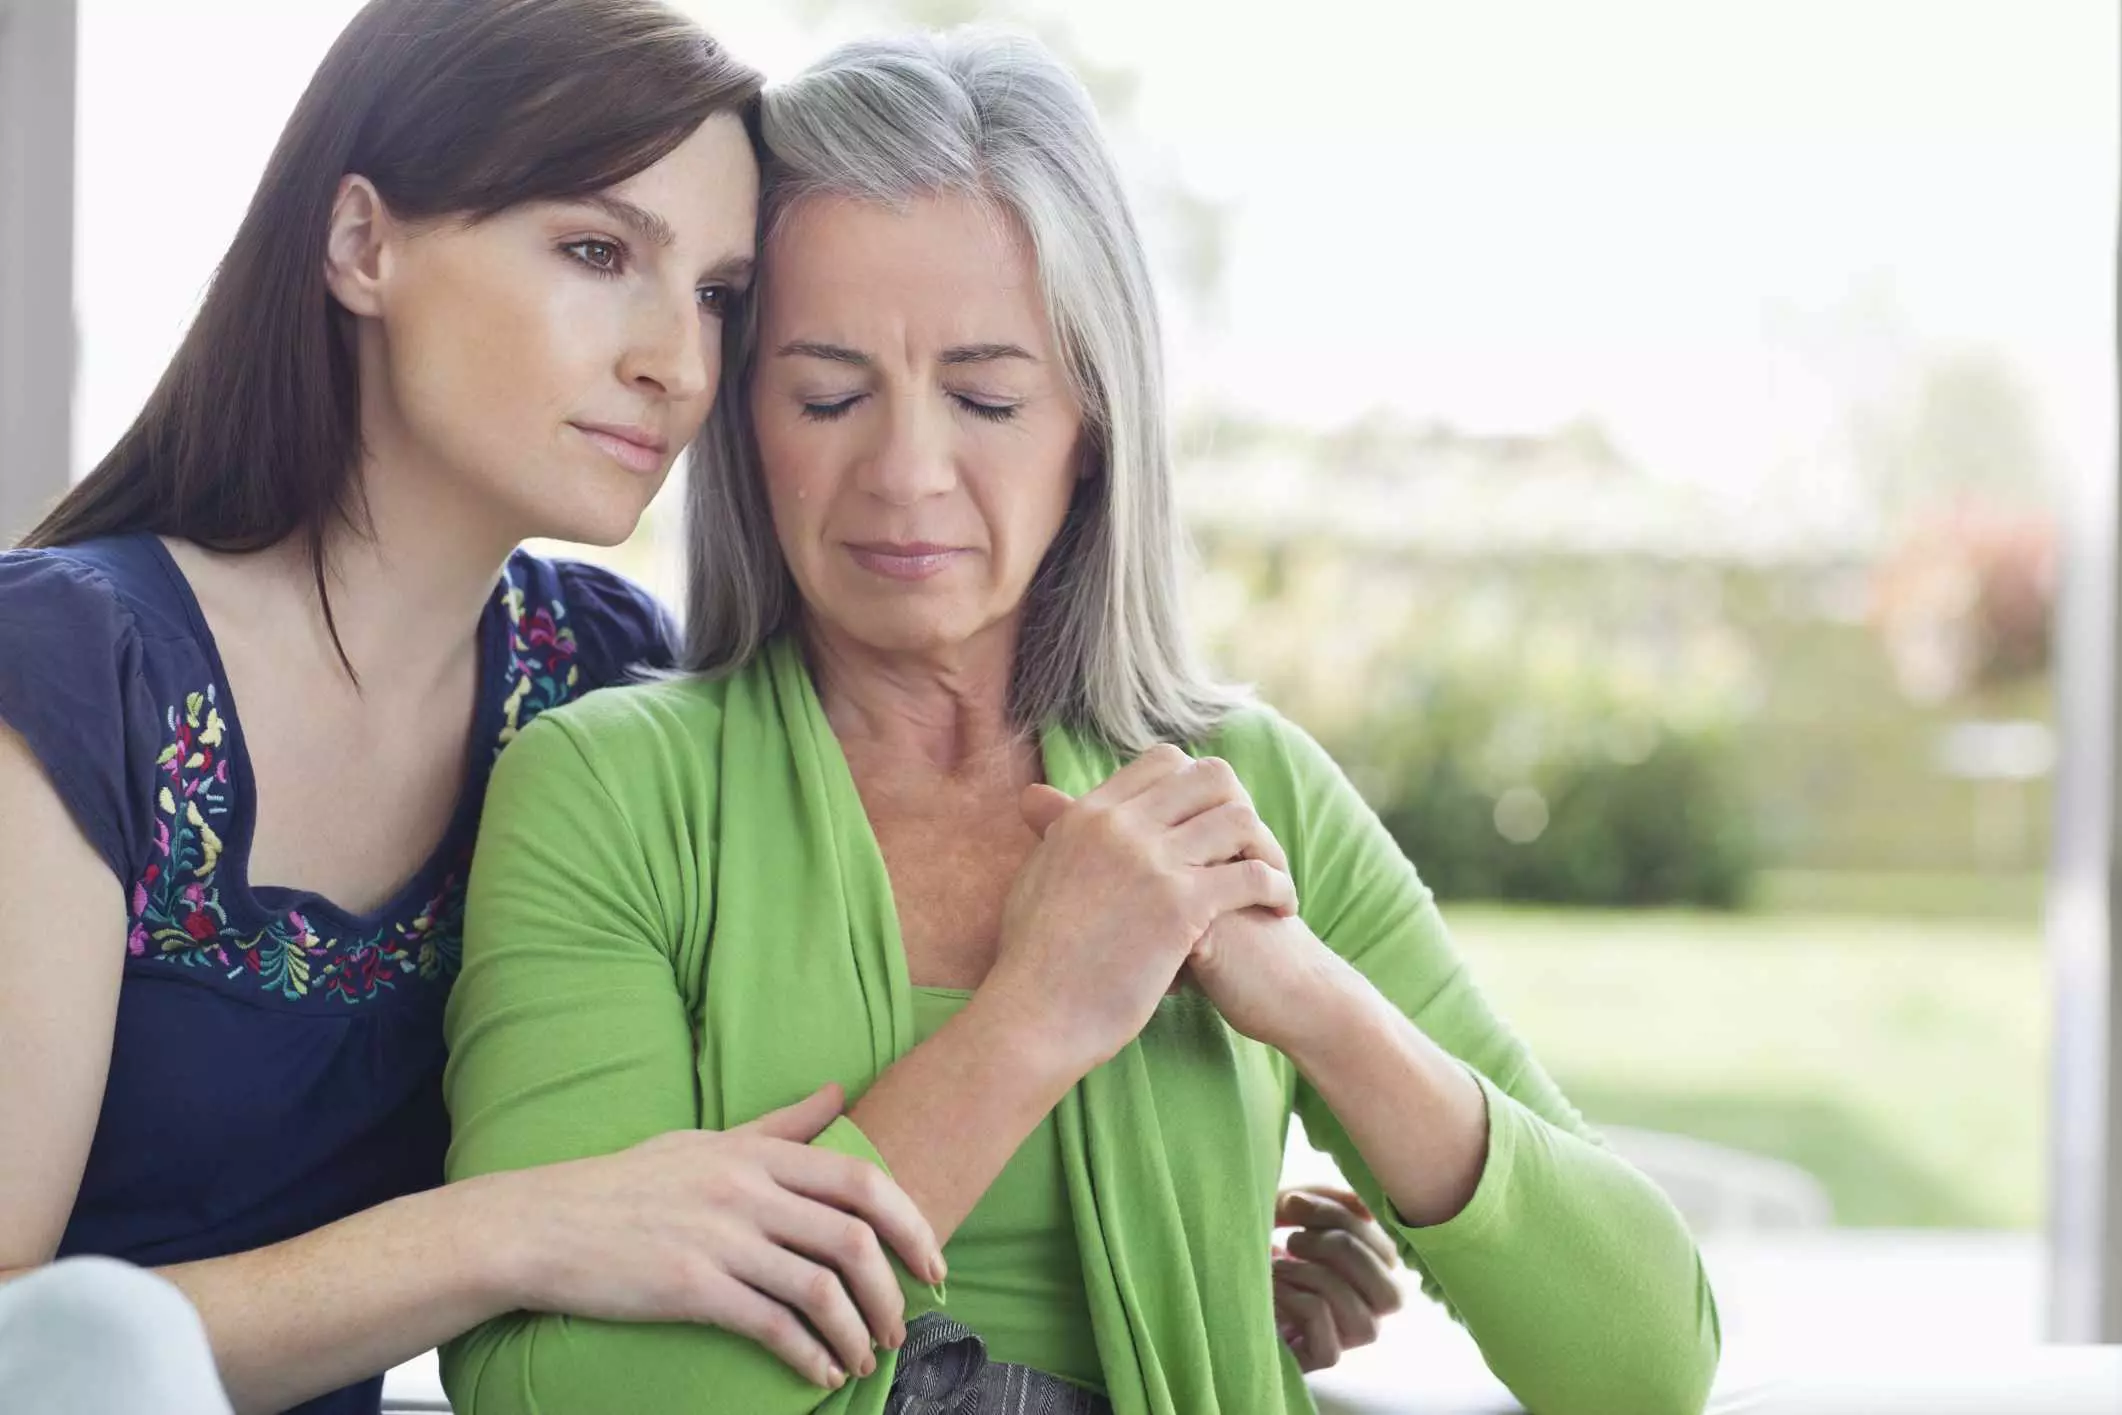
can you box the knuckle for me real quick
[803,1266,843,1312]
[838,1216,879,1262]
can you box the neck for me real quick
[805,615,1028,777]
[244,430,520,692]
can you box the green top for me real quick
[909,987,1104,1393]
[441,637,1720,1415]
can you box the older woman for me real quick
[440,28,1721,1415]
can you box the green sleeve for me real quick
[1232,711,1720,1415]
[439,711,940,1415]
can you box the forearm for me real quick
[157,1174,517,1415]
[848,983,1084,1245]
[1280,946,1490,1228]
[1286,956,1718,1414]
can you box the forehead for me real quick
[604,113,761,257]
[759,190,1050,341]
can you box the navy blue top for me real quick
[0,534,675,1415]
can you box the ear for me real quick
[322,174,395,318]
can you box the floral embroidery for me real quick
[131,688,232,964]
[497,567,580,747]
[128,566,581,1003]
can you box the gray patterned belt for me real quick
[883,1313,1113,1415]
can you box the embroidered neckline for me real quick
[128,560,584,1004]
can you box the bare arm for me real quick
[0,722,530,1413]
[0,721,126,1272]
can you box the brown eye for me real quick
[562,239,623,273]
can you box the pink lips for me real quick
[571,420,669,475]
[845,542,967,581]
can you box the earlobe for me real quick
[322,174,392,318]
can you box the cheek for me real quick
[389,260,601,454]
[753,414,834,541]
[988,430,1083,568]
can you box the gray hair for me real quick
[680,26,1243,752]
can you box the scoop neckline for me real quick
[139,533,512,934]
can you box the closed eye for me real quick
[953,394,1021,423]
[800,395,864,422]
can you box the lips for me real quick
[571,421,669,475]
[845,542,967,581]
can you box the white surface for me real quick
[386,1231,2112,1413]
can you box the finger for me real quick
[1171,800,1289,874]
[1200,858,1297,919]
[1275,1185,1366,1228]
[729,1242,878,1381]
[1081,742,1192,808]
[1275,1282,1342,1371]
[1276,1189,1394,1262]
[1272,1291,1313,1371]
[1132,755,1253,829]
[736,1084,846,1144]
[704,1273,848,1390]
[1018,783,1074,838]
[765,1145,946,1284]
[758,1187,908,1350]
[1286,1227,1403,1320]
[1276,1255,1379,1350]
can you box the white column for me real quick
[0,0,77,544]
[2045,209,2122,1340]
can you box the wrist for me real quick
[1262,937,1375,1068]
[440,1169,544,1315]
[967,968,1105,1089]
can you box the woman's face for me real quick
[749,191,1086,662]
[348,114,759,547]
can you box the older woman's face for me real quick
[749,191,1085,660]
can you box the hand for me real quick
[487,1084,945,1390]
[1189,903,1348,1052]
[1272,1186,1403,1372]
[993,744,1297,1070]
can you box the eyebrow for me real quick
[567,194,754,284]
[578,193,677,250]
[775,340,1039,366]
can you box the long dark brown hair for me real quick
[24,0,760,669]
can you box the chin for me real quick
[834,603,996,658]
[516,481,660,549]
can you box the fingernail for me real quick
[1279,1321,1299,1342]
[860,1354,877,1377]
[930,1256,948,1284]
[827,1363,847,1388]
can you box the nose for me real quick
[617,287,715,404]
[857,394,956,506]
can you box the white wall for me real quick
[0,0,76,543]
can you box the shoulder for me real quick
[497,670,733,800]
[0,538,192,884]
[499,549,677,687]
[1202,701,1343,798]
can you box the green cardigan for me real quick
[441,638,1720,1415]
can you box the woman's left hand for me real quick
[1272,1185,1403,1372]
[1188,902,1346,1052]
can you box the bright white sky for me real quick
[75,0,2117,513]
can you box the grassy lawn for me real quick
[1442,904,2048,1229]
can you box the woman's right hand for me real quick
[481,1083,943,1390]
[991,744,1297,1070]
